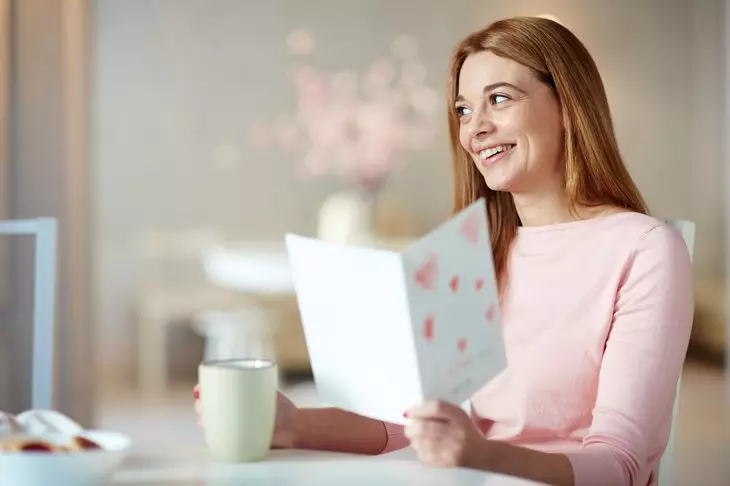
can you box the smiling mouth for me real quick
[478,144,516,162]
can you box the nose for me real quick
[467,108,496,140]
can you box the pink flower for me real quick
[250,31,440,189]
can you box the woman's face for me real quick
[456,51,564,194]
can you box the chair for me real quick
[0,218,57,409]
[658,219,695,486]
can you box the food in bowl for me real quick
[0,410,105,454]
[68,435,103,451]
[1,437,65,453]
[0,410,132,486]
[0,434,103,453]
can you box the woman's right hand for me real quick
[193,384,300,449]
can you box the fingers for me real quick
[404,418,449,441]
[194,399,202,426]
[414,441,439,458]
[413,440,442,465]
[406,421,452,468]
[405,400,461,421]
[404,401,472,468]
[193,384,202,427]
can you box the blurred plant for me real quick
[249,29,441,192]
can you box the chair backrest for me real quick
[0,218,57,409]
[658,219,695,486]
[667,220,696,260]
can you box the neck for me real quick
[511,189,575,227]
[512,190,620,227]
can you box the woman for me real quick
[195,16,693,486]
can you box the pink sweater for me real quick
[382,212,694,486]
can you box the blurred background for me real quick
[0,0,727,483]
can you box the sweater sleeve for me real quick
[565,224,694,486]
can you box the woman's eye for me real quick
[490,94,509,105]
[455,105,472,117]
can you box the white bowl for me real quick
[0,430,132,486]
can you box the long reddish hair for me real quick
[447,17,648,293]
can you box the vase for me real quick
[317,188,378,245]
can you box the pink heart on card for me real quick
[475,278,484,290]
[423,315,435,341]
[449,275,460,293]
[457,338,468,353]
[459,211,481,245]
[485,304,495,322]
[414,253,438,291]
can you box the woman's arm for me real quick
[563,224,694,486]
[405,400,575,486]
[481,441,574,486]
[406,223,693,486]
[292,408,408,454]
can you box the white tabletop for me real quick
[113,447,545,486]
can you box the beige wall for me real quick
[91,0,727,385]
[0,0,93,424]
[722,0,730,382]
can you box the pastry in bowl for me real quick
[67,435,103,452]
[0,409,131,486]
[0,434,103,454]
[0,436,64,453]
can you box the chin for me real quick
[481,171,517,193]
[484,181,514,193]
[474,156,519,193]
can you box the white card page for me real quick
[285,198,506,424]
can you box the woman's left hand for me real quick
[404,400,489,469]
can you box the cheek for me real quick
[518,116,561,159]
[528,124,562,161]
[524,106,563,155]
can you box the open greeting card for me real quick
[285,198,507,424]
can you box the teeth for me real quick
[479,144,513,160]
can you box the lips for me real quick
[477,144,516,166]
[478,144,515,160]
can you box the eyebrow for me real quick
[455,82,527,103]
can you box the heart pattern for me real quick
[423,315,435,341]
[459,210,481,245]
[457,338,467,353]
[414,253,438,290]
[485,304,495,322]
[449,275,459,293]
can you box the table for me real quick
[113,448,546,485]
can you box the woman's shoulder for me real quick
[595,212,693,287]
[513,210,692,266]
[599,211,691,257]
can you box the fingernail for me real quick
[403,411,409,418]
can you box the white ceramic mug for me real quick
[198,358,277,462]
